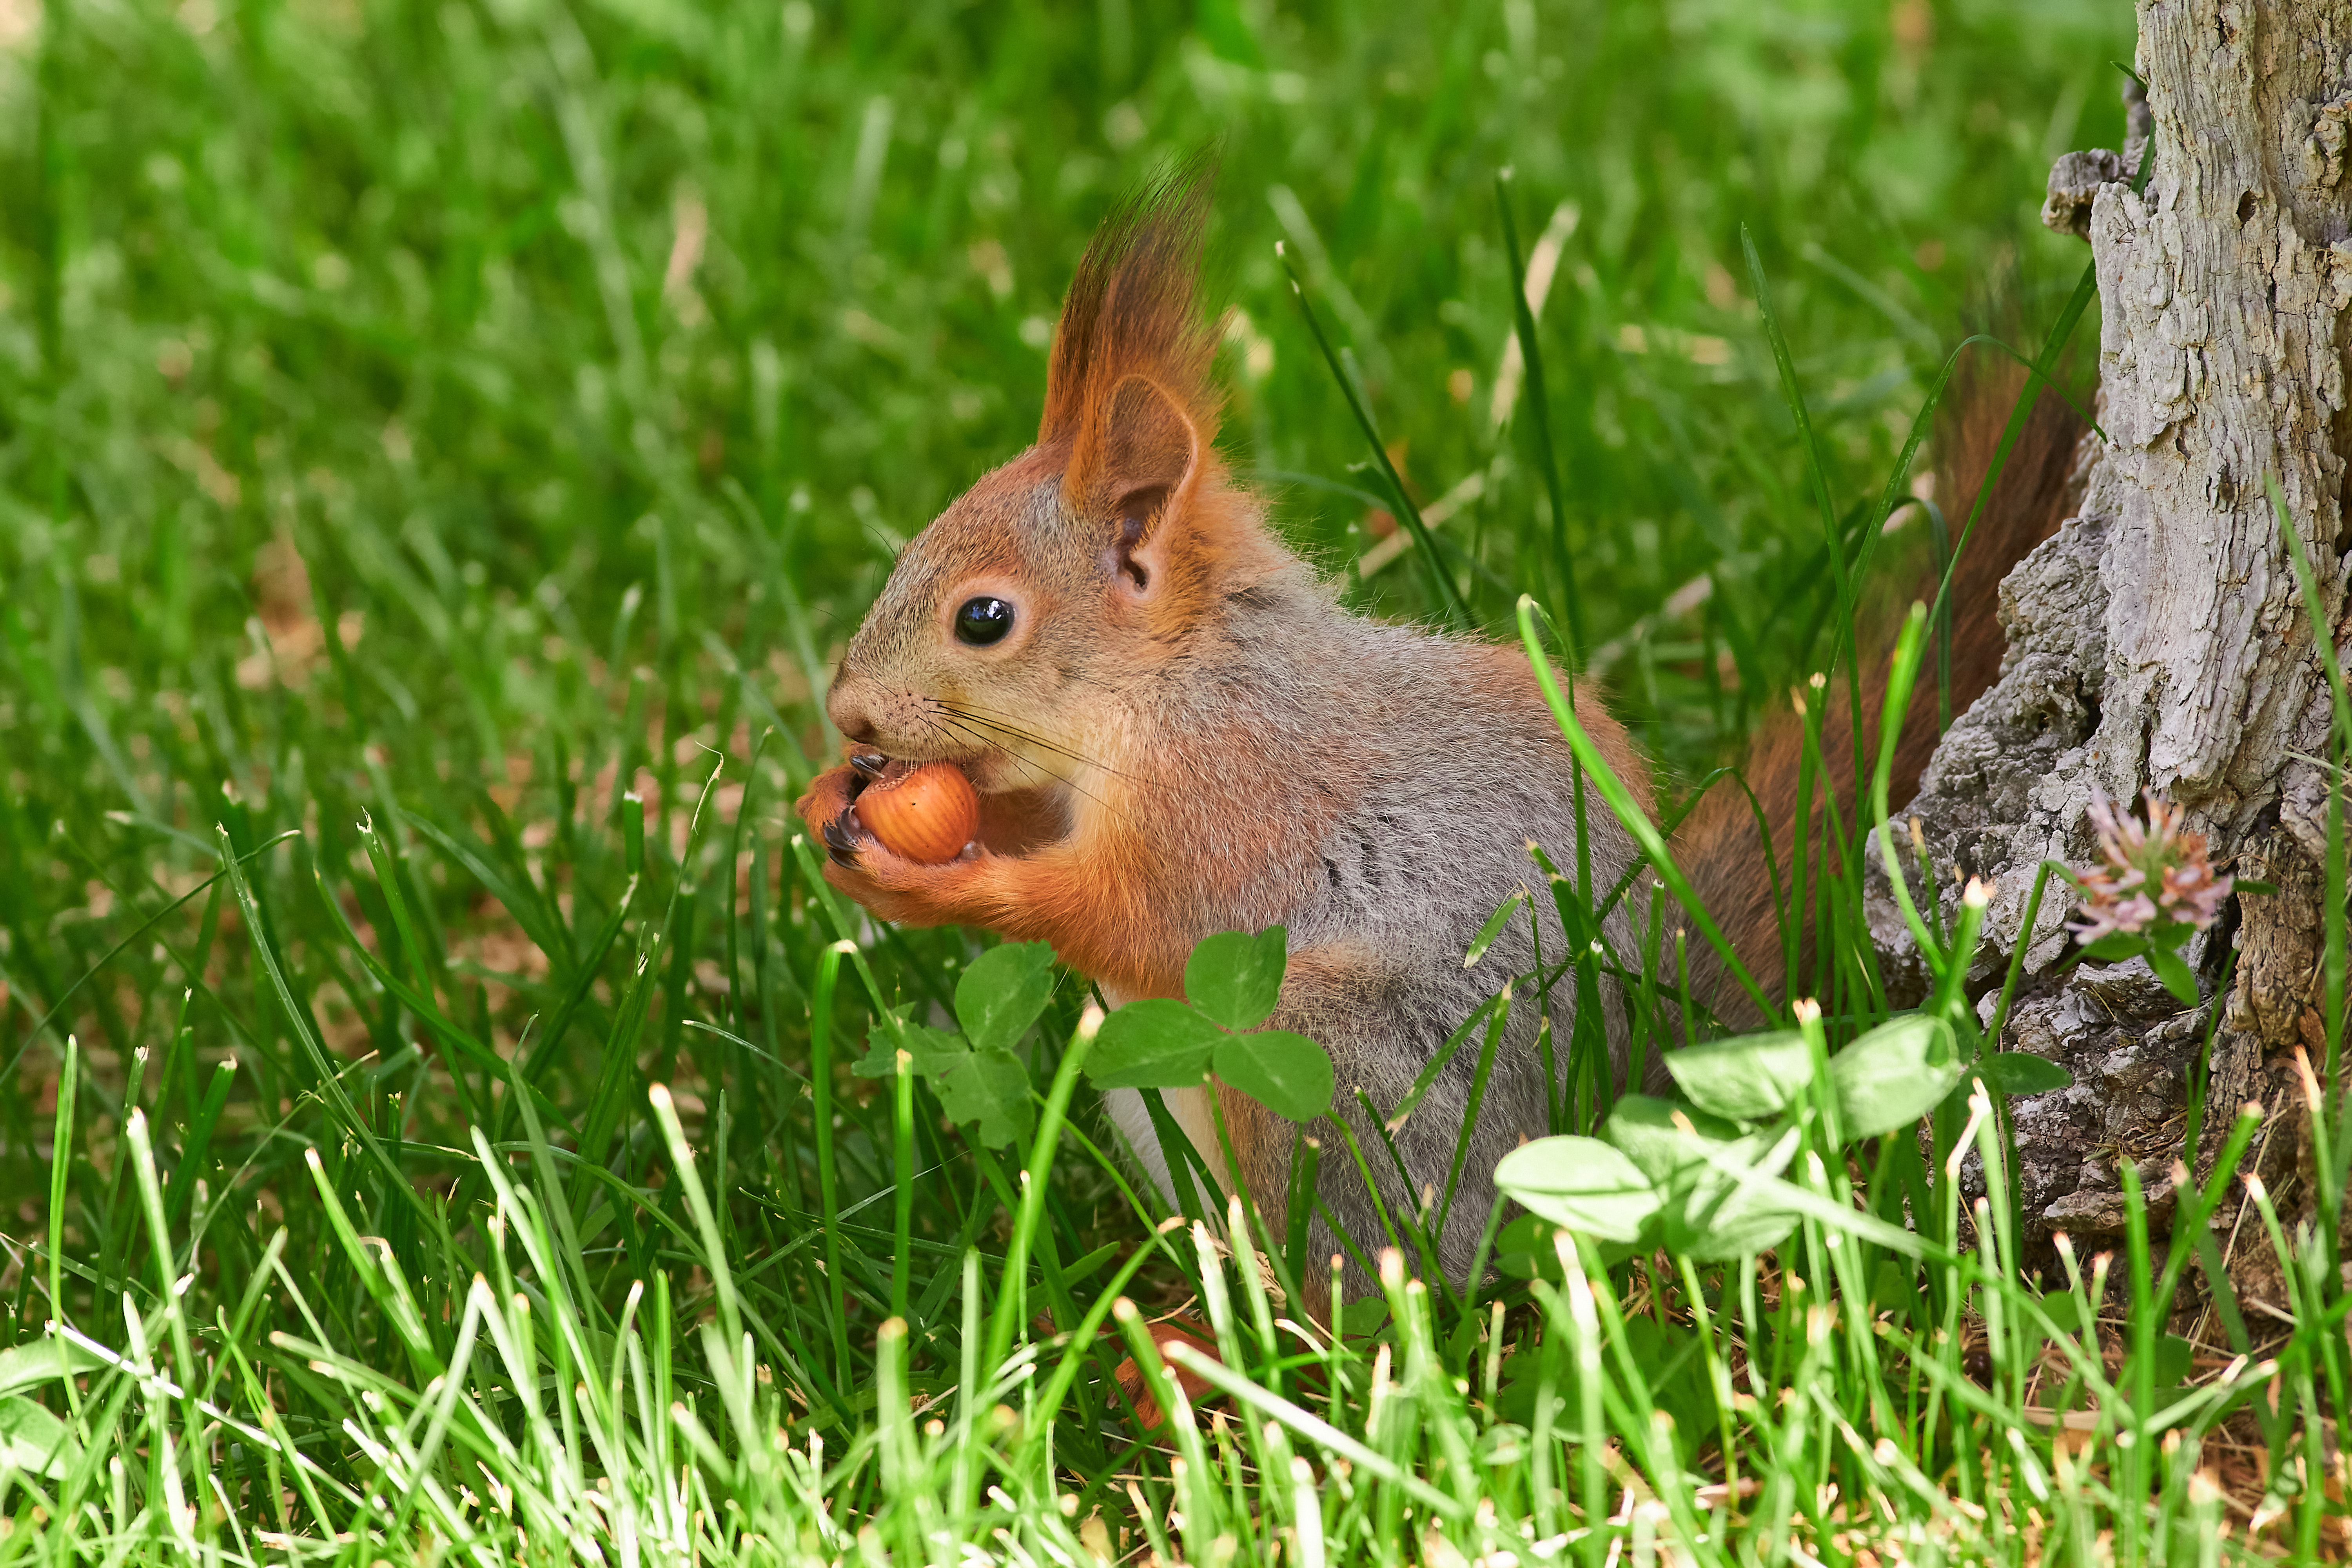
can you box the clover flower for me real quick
[2069,785,2232,942]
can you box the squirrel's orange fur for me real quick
[795,167,2082,1306]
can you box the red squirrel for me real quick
[793,169,2082,1304]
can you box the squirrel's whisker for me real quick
[931,715,1080,793]
[931,715,1126,818]
[931,702,1166,788]
[943,715,1109,775]
[930,701,1104,759]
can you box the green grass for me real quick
[15,0,2352,1561]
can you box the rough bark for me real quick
[1875,1,2352,1319]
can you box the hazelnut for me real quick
[857,761,978,864]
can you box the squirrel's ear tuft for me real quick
[1043,157,1221,494]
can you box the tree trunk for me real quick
[1878,2,2351,1321]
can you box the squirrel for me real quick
[793,167,2085,1312]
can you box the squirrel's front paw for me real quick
[794,760,880,870]
[795,757,981,924]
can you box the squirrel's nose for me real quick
[827,679,879,746]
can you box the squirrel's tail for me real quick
[1670,356,2089,1019]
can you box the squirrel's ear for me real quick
[1038,160,1221,593]
[1069,373,1202,591]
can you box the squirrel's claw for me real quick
[795,762,869,868]
[848,750,890,779]
[820,808,866,866]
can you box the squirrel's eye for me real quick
[954,596,1015,646]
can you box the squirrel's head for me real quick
[826,162,1289,802]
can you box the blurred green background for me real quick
[0,0,2124,1262]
